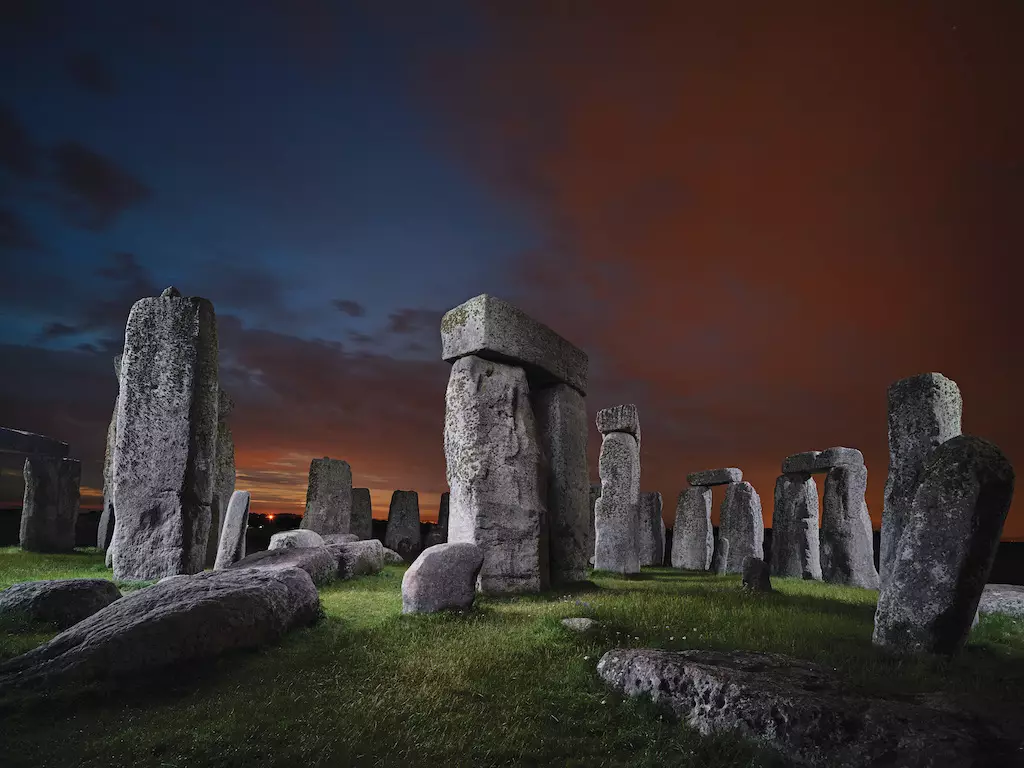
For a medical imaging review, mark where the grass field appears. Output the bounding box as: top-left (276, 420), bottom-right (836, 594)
top-left (1, 547), bottom-right (1023, 768)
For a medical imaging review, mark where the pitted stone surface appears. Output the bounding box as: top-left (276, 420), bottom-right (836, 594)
top-left (711, 537), bottom-right (730, 575)
top-left (327, 539), bottom-right (385, 579)
top-left (770, 473), bottom-right (822, 580)
top-left (595, 404), bottom-right (640, 443)
top-left (880, 373), bottom-right (962, 584)
top-left (99, 391), bottom-right (117, 550)
top-left (382, 547), bottom-right (405, 565)
top-left (820, 464), bottom-right (878, 589)
top-left (874, 436), bottom-right (1014, 655)
top-left (813, 446), bottom-right (864, 472)
top-left (672, 487), bottom-right (713, 570)
top-left (718, 482), bottom-right (764, 575)
top-left (269, 529), bottom-right (325, 550)
top-left (213, 490), bottom-right (250, 570)
top-left (638, 492), bottom-right (665, 567)
top-left (436, 491), bottom-right (450, 536)
top-left (979, 584), bottom-right (1024, 619)
top-left (441, 294), bottom-right (588, 395)
top-left (228, 546), bottom-right (338, 586)
top-left (782, 451), bottom-right (820, 474)
top-left (561, 617), bottom-right (599, 632)
top-left (206, 388), bottom-right (236, 567)
top-left (686, 468), bottom-right (742, 487)
top-left (350, 487), bottom-right (373, 540)
top-left (401, 542), bottom-right (484, 614)
top-left (385, 490), bottom-right (422, 563)
top-left (301, 457), bottom-right (352, 536)
top-left (322, 533), bottom-right (359, 545)
top-left (594, 431), bottom-right (641, 575)
top-left (589, 483), bottom-right (601, 562)
top-left (0, 579), bottom-right (121, 629)
top-left (20, 456), bottom-right (81, 553)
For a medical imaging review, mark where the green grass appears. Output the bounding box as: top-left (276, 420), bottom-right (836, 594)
top-left (1, 551), bottom-right (1023, 768)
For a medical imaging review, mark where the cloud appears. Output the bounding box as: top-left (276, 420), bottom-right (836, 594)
top-left (332, 299), bottom-right (365, 317)
top-left (51, 141), bottom-right (152, 230)
top-left (64, 52), bottom-right (116, 95)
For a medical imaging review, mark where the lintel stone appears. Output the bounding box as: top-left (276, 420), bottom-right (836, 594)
top-left (0, 427), bottom-right (69, 458)
top-left (782, 451), bottom-right (820, 474)
top-left (813, 447), bottom-right (864, 472)
top-left (687, 467), bottom-right (742, 487)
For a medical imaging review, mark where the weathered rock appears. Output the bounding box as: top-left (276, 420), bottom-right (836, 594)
top-left (534, 383), bottom-right (590, 583)
top-left (718, 482), bottom-right (764, 575)
top-left (595, 404), bottom-right (640, 443)
top-left (813, 446), bottom-right (864, 471)
top-left (301, 457), bottom-right (352, 536)
top-left (269, 529), bottom-right (325, 550)
top-left (0, 427), bottom-right (68, 457)
top-left (711, 537), bottom-right (730, 575)
top-left (594, 431), bottom-right (640, 575)
top-left (874, 435), bottom-right (1014, 655)
top-left (382, 547), bottom-right (405, 565)
top-left (206, 388), bottom-right (236, 567)
top-left (820, 464), bottom-right (878, 589)
top-left (880, 373), bottom-right (963, 585)
top-left (686, 468), bottom-right (742, 487)
top-left (228, 547), bottom-right (338, 586)
top-left (597, 648), bottom-right (1019, 768)
top-left (561, 617), bottom-right (599, 632)
top-left (20, 456), bottom-right (81, 553)
top-left (979, 584), bottom-right (1024, 619)
top-left (327, 539), bottom-right (385, 579)
top-left (0, 567), bottom-right (320, 690)
top-left (637, 491), bottom-right (665, 567)
top-left (99, 385), bottom-right (118, 550)
top-left (741, 557), bottom-right (772, 592)
top-left (385, 490), bottom-right (422, 563)
top-left (213, 490), bottom-right (249, 570)
top-left (111, 290), bottom-right (219, 581)
top-left (436, 491), bottom-right (450, 536)
top-left (770, 473), bottom-right (822, 580)
top-left (440, 293), bottom-right (588, 395)
top-left (589, 483), bottom-right (601, 562)
top-left (0, 579), bottom-right (121, 629)
top-left (444, 355), bottom-right (547, 594)
top-left (422, 524), bottom-right (446, 549)
top-left (782, 451), bottom-right (820, 474)
top-left (401, 542), bottom-right (484, 614)
top-left (672, 487), bottom-right (714, 571)
top-left (350, 487), bottom-right (373, 540)
top-left (322, 533), bottom-right (359, 545)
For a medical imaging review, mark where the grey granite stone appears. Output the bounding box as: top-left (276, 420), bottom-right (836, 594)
top-left (638, 492), bottom-right (665, 567)
top-left (0, 579), bottom-right (121, 629)
top-left (770, 473), bottom-right (822, 580)
top-left (321, 533), bottom-right (359, 545)
top-left (327, 539), bottom-right (385, 579)
top-left (821, 464), bottom-right (878, 588)
top-left (561, 617), bottom-right (600, 632)
top-left (20, 456), bottom-right (81, 553)
top-left (385, 490), bottom-right (422, 563)
top-left (228, 546), bottom-right (338, 586)
top-left (687, 467), bottom-right (742, 487)
top-left (718, 482), bottom-right (764, 575)
top-left (206, 389), bottom-right (236, 567)
top-left (595, 404), bottom-right (640, 443)
top-left (593, 432), bottom-right (640, 575)
top-left (589, 483), bottom-right (601, 563)
top-left (813, 446), bottom-right (864, 472)
top-left (672, 487), bottom-right (713, 570)
top-left (711, 537), bottom-right (730, 575)
top-left (401, 542), bottom-right (483, 614)
top-left (350, 487), bottom-right (373, 540)
top-left (437, 491), bottom-right (450, 537)
top-left (99, 388), bottom-right (117, 550)
top-left (741, 557), bottom-right (772, 592)
top-left (301, 457), bottom-right (352, 536)
top-left (269, 529), bottom-right (325, 550)
top-left (213, 490), bottom-right (250, 570)
top-left (979, 584), bottom-right (1024, 619)
top-left (781, 451), bottom-right (819, 474)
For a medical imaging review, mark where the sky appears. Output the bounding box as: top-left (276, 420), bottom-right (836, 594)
top-left (0, 1), bottom-right (1021, 538)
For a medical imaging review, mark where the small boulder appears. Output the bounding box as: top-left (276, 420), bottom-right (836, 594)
top-left (0, 579), bottom-right (122, 630)
top-left (268, 529), bottom-right (325, 550)
top-left (382, 547), bottom-right (405, 565)
top-left (327, 539), bottom-right (385, 579)
top-left (979, 584), bottom-right (1024, 619)
top-left (561, 617), bottom-right (599, 632)
top-left (741, 557), bottom-right (772, 592)
top-left (401, 542), bottom-right (483, 614)
top-left (321, 533), bottom-right (359, 545)
top-left (228, 547), bottom-right (338, 586)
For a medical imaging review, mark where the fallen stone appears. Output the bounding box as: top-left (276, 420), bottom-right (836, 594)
top-left (712, 537), bottom-right (730, 575)
top-left (321, 533), bottom-right (359, 545)
top-left (401, 542), bottom-right (484, 614)
top-left (301, 457), bottom-right (352, 536)
top-left (781, 451), bottom-right (820, 474)
top-left (593, 431), bottom-right (640, 575)
top-left (874, 435), bottom-right (1014, 655)
top-left (770, 473), bottom-right (822, 580)
top-left (228, 547), bottom-right (338, 586)
top-left (686, 468), bottom-right (742, 487)
top-left (206, 388), bottom-right (236, 568)
top-left (0, 427), bottom-right (68, 457)
top-left (213, 491), bottom-right (249, 570)
top-left (595, 404), bottom-right (640, 443)
top-left (561, 617), bottom-right (599, 632)
top-left (741, 557), bottom-right (772, 592)
top-left (382, 547), bottom-right (405, 565)
top-left (638, 491), bottom-right (665, 567)
top-left (672, 487), bottom-right (713, 571)
top-left (350, 487), bottom-right (373, 540)
top-left (820, 464), bottom-right (878, 589)
top-left (269, 529), bottom-right (325, 550)
top-left (0, 579), bottom-right (122, 630)
top-left (20, 456), bottom-right (81, 553)
top-left (718, 482), bottom-right (764, 575)
top-left (813, 446), bottom-right (864, 471)
top-left (385, 490), bottom-right (422, 563)
top-left (979, 584), bottom-right (1024, 619)
top-left (0, 567), bottom-right (319, 690)
top-left (327, 539), bottom-right (385, 579)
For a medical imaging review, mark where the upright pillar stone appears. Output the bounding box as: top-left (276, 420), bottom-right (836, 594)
top-left (213, 490), bottom-right (250, 570)
top-left (437, 491), bottom-right (450, 540)
top-left (206, 389), bottom-right (236, 567)
top-left (589, 483), bottom-right (601, 562)
top-left (111, 287), bottom-right (218, 581)
top-left (638, 491), bottom-right (664, 566)
top-left (719, 481), bottom-right (764, 575)
top-left (100, 355), bottom-right (122, 557)
top-left (350, 487), bottom-right (373, 540)
top-left (445, 355), bottom-right (547, 593)
top-left (301, 457), bottom-right (352, 535)
top-left (770, 472), bottom-right (822, 580)
top-left (20, 456), bottom-right (81, 552)
top-left (880, 373), bottom-right (962, 585)
top-left (821, 463), bottom-right (878, 588)
top-left (594, 405), bottom-right (641, 575)
top-left (385, 490), bottom-right (422, 562)
top-left (672, 487), bottom-right (713, 570)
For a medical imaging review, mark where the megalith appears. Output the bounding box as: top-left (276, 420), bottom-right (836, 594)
top-left (711, 537), bottom-right (730, 575)
top-left (20, 456), bottom-right (81, 553)
top-left (821, 463), bottom-right (878, 589)
top-left (444, 355), bottom-right (547, 593)
top-left (879, 373), bottom-right (962, 585)
top-left (873, 436), bottom-right (1014, 655)
top-left (672, 487), bottom-right (713, 570)
top-left (111, 287), bottom-right (219, 581)
top-left (589, 483), bottom-right (601, 561)
top-left (594, 405), bottom-right (641, 575)
top-left (770, 473), bottom-right (822, 580)
top-left (437, 491), bottom-right (450, 539)
top-left (350, 487), bottom-right (373, 540)
top-left (638, 491), bottom-right (665, 567)
top-left (718, 481), bottom-right (764, 575)
top-left (385, 490), bottom-right (422, 562)
top-left (301, 457), bottom-right (352, 536)
top-left (214, 490), bottom-right (250, 570)
top-left (98, 399), bottom-right (117, 550)
top-left (206, 388), bottom-right (236, 567)
top-left (686, 467), bottom-right (741, 486)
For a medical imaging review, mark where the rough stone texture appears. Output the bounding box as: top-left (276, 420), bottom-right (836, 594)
top-left (741, 557), bottom-right (772, 592)
top-left (350, 487), bottom-right (373, 540)
top-left (588, 483), bottom-right (601, 563)
top-left (813, 446), bottom-right (864, 471)
top-left (686, 468), bottom-right (742, 487)
top-left (0, 579), bottom-right (122, 629)
top-left (594, 431), bottom-right (641, 575)
top-left (874, 435), bottom-right (1015, 655)
top-left (213, 490), bottom-right (249, 570)
top-left (712, 538), bottom-right (730, 575)
top-left (444, 355), bottom-right (547, 594)
top-left (206, 389), bottom-right (236, 567)
top-left (99, 387), bottom-right (118, 550)
top-left (385, 490), bottom-right (422, 563)
top-left (401, 542), bottom-right (484, 614)
top-left (301, 457), bottom-right (352, 536)
top-left (437, 491), bottom-right (450, 536)
top-left (322, 533), bottom-right (359, 545)
top-left (440, 293), bottom-right (588, 395)
top-left (595, 404), bottom-right (640, 443)
top-left (533, 383), bottom-right (590, 583)
top-left (770, 473), bottom-right (822, 580)
top-left (382, 547), bottom-right (404, 565)
top-left (672, 487), bottom-right (713, 571)
top-left (269, 529), bottom-right (325, 550)
top-left (880, 373), bottom-right (963, 585)
top-left (561, 617), bottom-right (600, 632)
top-left (111, 291), bottom-right (219, 581)
top-left (597, 649), bottom-right (1020, 768)
top-left (718, 482), bottom-right (764, 575)
top-left (327, 539), bottom-right (385, 579)
top-left (979, 584), bottom-right (1024, 619)
top-left (821, 464), bottom-right (879, 589)
top-left (0, 567), bottom-right (320, 690)
top-left (422, 524), bottom-right (446, 550)
top-left (0, 427), bottom-right (68, 457)
top-left (637, 492), bottom-right (665, 566)
top-left (782, 451), bottom-right (820, 474)
top-left (20, 456), bottom-right (81, 553)
top-left (228, 547), bottom-right (338, 586)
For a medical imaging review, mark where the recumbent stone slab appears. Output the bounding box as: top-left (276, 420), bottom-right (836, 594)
top-left (385, 490), bottom-right (422, 563)
top-left (301, 457), bottom-right (352, 536)
top-left (781, 451), bottom-right (819, 474)
top-left (401, 542), bottom-right (484, 614)
top-left (213, 490), bottom-right (250, 570)
top-left (0, 579), bottom-right (122, 629)
top-left (687, 467), bottom-right (742, 487)
top-left (813, 446), bottom-right (864, 471)
top-left (350, 487), bottom-right (373, 540)
top-left (228, 546), bottom-right (338, 586)
top-left (672, 487), bottom-right (713, 571)
top-left (770, 473), bottom-right (822, 580)
top-left (269, 529), bottom-right (325, 550)
top-left (718, 482), bottom-right (763, 575)
top-left (20, 456), bottom-right (81, 553)
top-left (595, 404), bottom-right (640, 443)
top-left (821, 464), bottom-right (878, 589)
top-left (327, 539), bottom-right (385, 579)
top-left (638, 491), bottom-right (665, 567)
top-left (594, 431), bottom-right (640, 575)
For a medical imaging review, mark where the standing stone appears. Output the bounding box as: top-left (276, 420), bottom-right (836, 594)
top-left (741, 557), bottom-right (772, 592)
top-left (821, 464), bottom-right (879, 589)
top-left (20, 457), bottom-right (81, 553)
top-left (594, 432), bottom-right (641, 574)
top-left (533, 383), bottom-right (590, 583)
top-left (206, 389), bottom-right (236, 567)
top-left (770, 473), bottom-right (822, 580)
top-left (638, 492), bottom-right (665, 566)
top-left (111, 288), bottom-right (219, 581)
top-left (712, 537), bottom-right (730, 575)
top-left (874, 435), bottom-right (1015, 655)
top-left (588, 483), bottom-right (601, 562)
top-left (98, 398), bottom-right (117, 551)
top-left (214, 490), bottom-right (250, 570)
top-left (301, 457), bottom-right (352, 536)
top-left (437, 492), bottom-right (450, 537)
top-left (445, 355), bottom-right (547, 594)
top-left (385, 490), bottom-right (422, 563)
top-left (350, 487), bottom-right (373, 540)
top-left (401, 542), bottom-right (484, 614)
top-left (880, 373), bottom-right (962, 585)
top-left (718, 482), bottom-right (764, 575)
top-left (672, 487), bottom-right (713, 570)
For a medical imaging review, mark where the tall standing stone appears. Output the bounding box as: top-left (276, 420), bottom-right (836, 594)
top-left (589, 483), bottom-right (601, 562)
top-left (821, 464), bottom-right (878, 588)
top-left (111, 287), bottom-right (219, 581)
top-left (385, 490), bottom-right (422, 562)
top-left (770, 473), bottom-right (822, 580)
top-left (206, 389), bottom-right (236, 567)
top-left (214, 490), bottom-right (250, 570)
top-left (98, 395), bottom-right (117, 551)
top-left (672, 487), bottom-right (714, 570)
top-left (301, 457), bottom-right (352, 536)
top-left (879, 373), bottom-right (962, 585)
top-left (20, 456), bottom-right (81, 552)
top-left (712, 537), bottom-right (730, 575)
top-left (638, 491), bottom-right (665, 566)
top-left (718, 481), bottom-right (764, 575)
top-left (874, 436), bottom-right (1014, 655)
top-left (445, 355), bottom-right (547, 594)
top-left (437, 491), bottom-right (450, 540)
top-left (593, 412), bottom-right (641, 575)
top-left (350, 487), bottom-right (373, 540)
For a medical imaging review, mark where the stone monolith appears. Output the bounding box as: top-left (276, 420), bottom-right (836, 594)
top-left (718, 481), bottom-right (763, 575)
top-left (213, 490), bottom-right (250, 570)
top-left (20, 456), bottom-right (81, 553)
top-left (821, 464), bottom-right (878, 588)
top-left (301, 457), bottom-right (352, 536)
top-left (593, 431), bottom-right (640, 574)
top-left (672, 487), bottom-right (714, 570)
top-left (638, 491), bottom-right (665, 566)
top-left (206, 389), bottom-right (236, 567)
top-left (385, 490), bottom-right (422, 562)
top-left (770, 473), bottom-right (822, 580)
top-left (350, 487), bottom-right (373, 540)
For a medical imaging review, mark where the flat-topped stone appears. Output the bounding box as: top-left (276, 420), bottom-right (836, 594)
top-left (269, 529), bottom-right (325, 550)
top-left (781, 451), bottom-right (819, 474)
top-left (20, 456), bottom-right (81, 553)
top-left (301, 457), bottom-right (352, 536)
top-left (595, 404), bottom-right (640, 441)
top-left (686, 468), bottom-right (742, 487)
top-left (0, 427), bottom-right (69, 457)
top-left (813, 446), bottom-right (864, 471)
top-left (440, 294), bottom-right (588, 395)
top-left (350, 487), bottom-right (373, 540)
